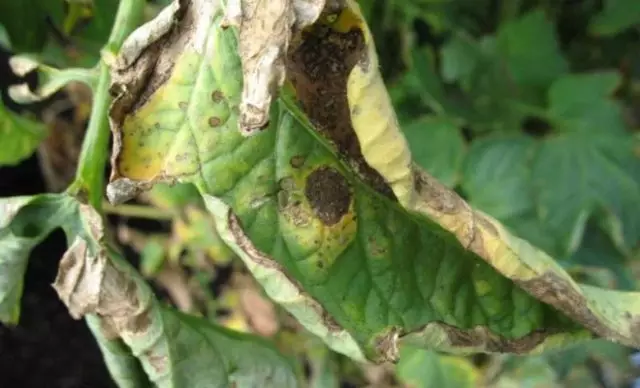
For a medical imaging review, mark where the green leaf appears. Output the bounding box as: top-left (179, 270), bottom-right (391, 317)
top-left (86, 315), bottom-right (152, 388)
top-left (52, 205), bottom-right (297, 388)
top-left (495, 10), bottom-right (568, 95)
top-left (532, 134), bottom-right (640, 255)
top-left (0, 100), bottom-right (47, 167)
top-left (441, 35), bottom-right (479, 85)
top-left (0, 194), bottom-right (82, 324)
top-left (491, 357), bottom-right (561, 388)
top-left (106, 0), bottom-right (640, 363)
top-left (566, 219), bottom-right (636, 290)
top-left (548, 72), bottom-right (626, 134)
top-left (403, 116), bottom-right (465, 187)
top-left (0, 0), bottom-right (64, 52)
top-left (396, 345), bottom-right (479, 388)
top-left (590, 0), bottom-right (640, 36)
top-left (0, 197), bottom-right (38, 324)
top-left (462, 135), bottom-right (535, 220)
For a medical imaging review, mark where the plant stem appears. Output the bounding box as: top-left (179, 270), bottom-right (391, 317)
top-left (103, 202), bottom-right (176, 221)
top-left (71, 0), bottom-right (144, 211)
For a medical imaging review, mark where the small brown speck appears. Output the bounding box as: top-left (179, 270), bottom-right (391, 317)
top-left (290, 155), bottom-right (305, 168)
top-left (178, 101), bottom-right (188, 110)
top-left (208, 117), bottom-right (222, 127)
top-left (211, 90), bottom-right (225, 103)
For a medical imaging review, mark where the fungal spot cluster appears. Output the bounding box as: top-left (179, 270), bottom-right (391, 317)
top-left (304, 166), bottom-right (351, 225)
top-left (286, 12), bottom-right (396, 200)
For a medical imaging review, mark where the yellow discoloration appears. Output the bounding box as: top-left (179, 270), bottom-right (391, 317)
top-left (278, 163), bottom-right (357, 281)
top-left (339, 1), bottom-right (415, 206)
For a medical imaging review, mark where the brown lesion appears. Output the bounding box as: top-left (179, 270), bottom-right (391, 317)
top-left (286, 15), bottom-right (396, 200)
top-left (304, 166), bottom-right (351, 225)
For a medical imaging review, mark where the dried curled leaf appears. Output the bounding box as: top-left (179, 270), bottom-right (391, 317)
top-left (52, 204), bottom-right (297, 387)
top-left (222, 0), bottom-right (327, 135)
top-left (8, 56), bottom-right (97, 104)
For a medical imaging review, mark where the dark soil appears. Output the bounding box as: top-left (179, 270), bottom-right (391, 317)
top-left (0, 47), bottom-right (115, 388)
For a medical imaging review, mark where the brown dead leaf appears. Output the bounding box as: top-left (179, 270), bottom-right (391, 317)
top-left (222, 0), bottom-right (327, 135)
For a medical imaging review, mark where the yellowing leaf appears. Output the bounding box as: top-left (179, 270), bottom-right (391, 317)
top-left (106, 0), bottom-right (640, 365)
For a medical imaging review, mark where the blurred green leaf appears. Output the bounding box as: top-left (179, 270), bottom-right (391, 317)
top-left (0, 100), bottom-right (47, 167)
top-left (403, 116), bottom-right (465, 187)
top-left (396, 345), bottom-right (479, 388)
top-left (495, 10), bottom-right (568, 97)
top-left (0, 0), bottom-right (63, 52)
top-left (590, 0), bottom-right (640, 36)
top-left (532, 133), bottom-right (640, 256)
top-left (492, 357), bottom-right (561, 388)
top-left (567, 219), bottom-right (636, 290)
top-left (462, 135), bottom-right (535, 219)
top-left (548, 72), bottom-right (626, 134)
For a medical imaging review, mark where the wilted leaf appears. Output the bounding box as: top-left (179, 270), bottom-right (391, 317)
top-left (8, 55), bottom-right (97, 104)
top-left (0, 193), bottom-right (83, 324)
top-left (0, 100), bottom-right (47, 167)
top-left (107, 0), bottom-right (640, 364)
top-left (590, 0), bottom-right (640, 36)
top-left (53, 204), bottom-right (297, 387)
top-left (0, 196), bottom-right (38, 324)
top-left (396, 345), bottom-right (479, 388)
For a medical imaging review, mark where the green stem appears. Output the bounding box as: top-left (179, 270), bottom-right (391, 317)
top-left (103, 202), bottom-right (176, 221)
top-left (70, 0), bottom-right (144, 211)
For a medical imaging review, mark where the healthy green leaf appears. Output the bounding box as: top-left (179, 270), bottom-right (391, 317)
top-left (396, 345), bottom-right (479, 388)
top-left (0, 0), bottom-right (63, 52)
top-left (106, 0), bottom-right (640, 364)
top-left (0, 100), bottom-right (47, 167)
top-left (495, 10), bottom-right (568, 96)
top-left (403, 116), bottom-right (465, 187)
top-left (532, 134), bottom-right (640, 255)
top-left (590, 0), bottom-right (640, 36)
top-left (548, 72), bottom-right (626, 135)
top-left (462, 135), bottom-right (535, 220)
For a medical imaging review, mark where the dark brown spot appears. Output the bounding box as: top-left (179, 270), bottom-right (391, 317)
top-left (290, 155), bottom-right (305, 168)
top-left (208, 116), bottom-right (222, 127)
top-left (178, 101), bottom-right (188, 110)
top-left (304, 166), bottom-right (351, 225)
top-left (211, 90), bottom-right (225, 103)
top-left (286, 14), bottom-right (395, 200)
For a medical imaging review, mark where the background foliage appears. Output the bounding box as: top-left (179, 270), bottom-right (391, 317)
top-left (0, 0), bottom-right (639, 387)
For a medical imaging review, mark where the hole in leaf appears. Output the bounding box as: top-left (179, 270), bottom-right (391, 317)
top-left (522, 116), bottom-right (552, 137)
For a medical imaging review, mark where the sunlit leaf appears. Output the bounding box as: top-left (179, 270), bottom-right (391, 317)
top-left (396, 345), bottom-right (479, 388)
top-left (106, 0), bottom-right (640, 364)
top-left (0, 100), bottom-right (47, 167)
top-left (403, 116), bottom-right (465, 187)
